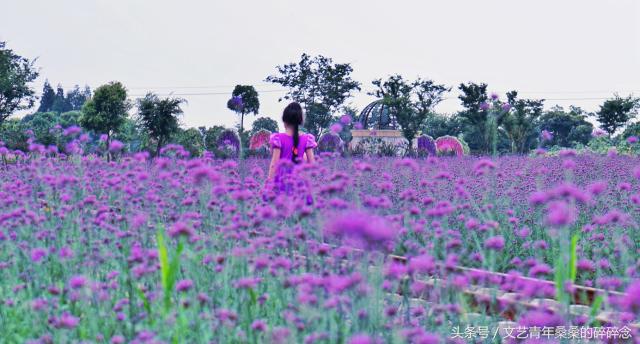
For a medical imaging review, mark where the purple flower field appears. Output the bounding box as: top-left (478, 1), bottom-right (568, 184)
top-left (1, 150), bottom-right (640, 343)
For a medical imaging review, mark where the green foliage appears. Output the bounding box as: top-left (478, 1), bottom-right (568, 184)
top-left (0, 118), bottom-right (28, 150)
top-left (554, 233), bottom-right (579, 306)
top-left (228, 85), bottom-right (260, 116)
top-left (458, 136), bottom-right (470, 155)
top-left (58, 111), bottom-right (82, 128)
top-left (421, 113), bottom-right (464, 139)
top-left (351, 137), bottom-right (406, 157)
top-left (371, 75), bottom-right (449, 150)
top-left (0, 41), bottom-right (39, 125)
top-left (537, 106), bottom-right (593, 148)
top-left (595, 95), bottom-right (640, 136)
top-left (457, 84), bottom-right (511, 154)
top-left (303, 102), bottom-right (333, 137)
top-left (227, 85), bottom-right (260, 139)
top-left (80, 81), bottom-right (131, 143)
top-left (251, 117), bottom-right (278, 135)
top-left (173, 127), bottom-right (204, 157)
top-left (199, 126), bottom-right (225, 152)
top-left (266, 54), bottom-right (360, 137)
top-left (38, 80), bottom-right (56, 113)
top-left (137, 93), bottom-right (185, 156)
top-left (66, 85), bottom-right (92, 111)
top-left (21, 111), bottom-right (58, 146)
top-left (12, 111), bottom-right (82, 149)
top-left (502, 91), bottom-right (545, 153)
top-left (457, 83), bottom-right (491, 153)
top-left (113, 118), bottom-right (149, 153)
top-left (156, 228), bottom-right (184, 314)
top-left (39, 83), bottom-right (91, 113)
top-left (51, 84), bottom-right (71, 113)
top-left (620, 121), bottom-right (640, 139)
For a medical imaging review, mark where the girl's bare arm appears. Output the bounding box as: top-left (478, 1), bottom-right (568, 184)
top-left (267, 148), bottom-right (281, 181)
top-left (305, 148), bottom-right (315, 163)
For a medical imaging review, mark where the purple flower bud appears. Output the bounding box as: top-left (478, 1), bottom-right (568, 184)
top-left (108, 140), bottom-right (125, 152)
top-left (340, 115), bottom-right (352, 125)
top-left (176, 279), bottom-right (193, 292)
top-left (330, 123), bottom-right (343, 133)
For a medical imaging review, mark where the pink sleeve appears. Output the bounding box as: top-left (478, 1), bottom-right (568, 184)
top-left (269, 133), bottom-right (281, 149)
top-left (305, 134), bottom-right (317, 149)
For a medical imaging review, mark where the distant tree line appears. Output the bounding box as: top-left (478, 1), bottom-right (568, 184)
top-left (1, 41), bottom-right (639, 157)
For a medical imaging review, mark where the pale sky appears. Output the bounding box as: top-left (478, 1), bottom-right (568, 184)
top-left (2, 0), bottom-right (639, 130)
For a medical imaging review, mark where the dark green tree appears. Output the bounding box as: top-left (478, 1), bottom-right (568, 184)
top-left (502, 91), bottom-right (545, 153)
top-left (137, 92), bottom-right (185, 156)
top-left (457, 83), bottom-right (510, 154)
top-left (537, 106), bottom-right (593, 147)
top-left (251, 117), bottom-right (279, 135)
top-left (371, 75), bottom-right (449, 151)
top-left (20, 111), bottom-right (58, 146)
top-left (67, 85), bottom-right (91, 110)
top-left (596, 95), bottom-right (640, 136)
top-left (266, 53), bottom-right (361, 137)
top-left (0, 118), bottom-right (29, 151)
top-left (199, 126), bottom-right (226, 152)
top-left (174, 127), bottom-right (204, 157)
top-left (51, 84), bottom-right (71, 113)
top-left (621, 122), bottom-right (640, 140)
top-left (80, 81), bottom-right (131, 147)
top-left (421, 113), bottom-right (464, 139)
top-left (113, 117), bottom-right (148, 153)
top-left (227, 85), bottom-right (260, 135)
top-left (0, 41), bottom-right (39, 125)
top-left (38, 80), bottom-right (56, 112)
top-left (59, 111), bottom-right (82, 128)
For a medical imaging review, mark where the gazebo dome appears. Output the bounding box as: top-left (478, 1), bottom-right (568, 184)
top-left (357, 100), bottom-right (398, 130)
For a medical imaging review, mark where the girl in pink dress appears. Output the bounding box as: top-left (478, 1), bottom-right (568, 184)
top-left (267, 102), bottom-right (317, 182)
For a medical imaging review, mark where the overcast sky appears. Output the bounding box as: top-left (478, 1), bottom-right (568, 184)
top-left (2, 0), bottom-right (639, 130)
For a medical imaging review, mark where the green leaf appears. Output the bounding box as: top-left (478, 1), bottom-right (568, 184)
top-left (554, 255), bottom-right (564, 300)
top-left (590, 295), bottom-right (603, 322)
top-left (570, 233), bottom-right (579, 282)
top-left (137, 285), bottom-right (153, 324)
top-left (157, 229), bottom-right (169, 292)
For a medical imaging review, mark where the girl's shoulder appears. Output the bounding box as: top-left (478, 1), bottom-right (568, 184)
top-left (269, 133), bottom-right (284, 148)
top-left (302, 133), bottom-right (317, 148)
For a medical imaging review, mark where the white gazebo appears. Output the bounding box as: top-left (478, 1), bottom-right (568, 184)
top-left (349, 100), bottom-right (416, 150)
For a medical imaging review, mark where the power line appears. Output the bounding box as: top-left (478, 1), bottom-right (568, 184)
top-left (127, 89), bottom-right (288, 97)
top-left (126, 83), bottom-right (274, 90)
top-left (439, 96), bottom-right (612, 101)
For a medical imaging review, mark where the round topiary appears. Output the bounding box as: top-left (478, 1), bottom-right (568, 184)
top-left (435, 136), bottom-right (465, 156)
top-left (457, 136), bottom-right (471, 155)
top-left (318, 132), bottom-right (344, 153)
top-left (216, 129), bottom-right (241, 158)
top-left (416, 135), bottom-right (437, 157)
top-left (249, 129), bottom-right (272, 150)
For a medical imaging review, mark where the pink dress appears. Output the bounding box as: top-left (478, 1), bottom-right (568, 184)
top-left (269, 133), bottom-right (317, 162)
top-left (267, 133), bottom-right (317, 199)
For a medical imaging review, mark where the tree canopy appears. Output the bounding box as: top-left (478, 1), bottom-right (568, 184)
top-left (227, 85), bottom-right (259, 136)
top-left (0, 41), bottom-right (39, 125)
top-left (596, 95), bottom-right (640, 136)
top-left (251, 117), bottom-right (278, 135)
top-left (371, 75), bottom-right (449, 150)
top-left (137, 93), bottom-right (185, 156)
top-left (80, 81), bottom-right (131, 143)
top-left (266, 53), bottom-right (361, 136)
